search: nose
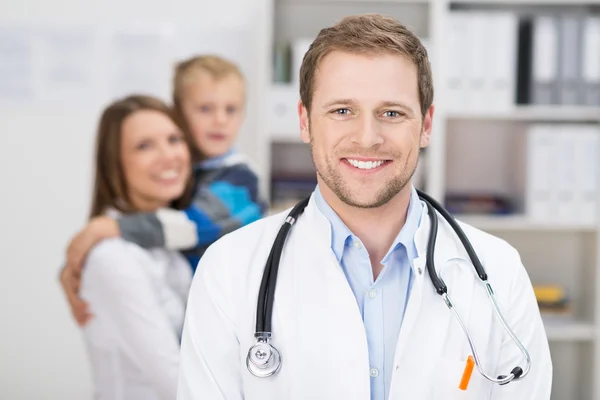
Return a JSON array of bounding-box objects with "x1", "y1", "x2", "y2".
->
[
  {"x1": 157, "y1": 140, "x2": 182, "y2": 163},
  {"x1": 215, "y1": 108, "x2": 228, "y2": 125},
  {"x1": 352, "y1": 114, "x2": 383, "y2": 148}
]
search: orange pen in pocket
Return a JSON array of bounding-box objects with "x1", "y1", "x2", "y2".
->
[{"x1": 459, "y1": 355, "x2": 475, "y2": 391}]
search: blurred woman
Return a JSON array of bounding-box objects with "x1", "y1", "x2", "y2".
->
[{"x1": 79, "y1": 95, "x2": 194, "y2": 400}]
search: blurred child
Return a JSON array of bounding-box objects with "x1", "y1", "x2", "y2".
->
[{"x1": 60, "y1": 55, "x2": 266, "y2": 325}]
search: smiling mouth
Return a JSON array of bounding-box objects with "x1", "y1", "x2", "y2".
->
[
  {"x1": 344, "y1": 158, "x2": 390, "y2": 170},
  {"x1": 208, "y1": 133, "x2": 227, "y2": 140},
  {"x1": 154, "y1": 169, "x2": 181, "y2": 183}
]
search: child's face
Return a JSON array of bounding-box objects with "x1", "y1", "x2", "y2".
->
[{"x1": 180, "y1": 72, "x2": 245, "y2": 159}]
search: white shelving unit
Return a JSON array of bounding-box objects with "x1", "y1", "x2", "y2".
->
[
  {"x1": 448, "y1": 105, "x2": 600, "y2": 122},
  {"x1": 457, "y1": 214, "x2": 598, "y2": 232},
  {"x1": 260, "y1": 1, "x2": 600, "y2": 398}
]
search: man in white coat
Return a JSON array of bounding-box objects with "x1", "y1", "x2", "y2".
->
[{"x1": 177, "y1": 13, "x2": 552, "y2": 400}]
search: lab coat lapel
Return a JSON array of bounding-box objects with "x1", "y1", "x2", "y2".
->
[
  {"x1": 390, "y1": 205, "x2": 467, "y2": 376},
  {"x1": 390, "y1": 204, "x2": 430, "y2": 368},
  {"x1": 271, "y1": 196, "x2": 371, "y2": 399}
]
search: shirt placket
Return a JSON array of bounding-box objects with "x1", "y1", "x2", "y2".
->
[{"x1": 350, "y1": 237, "x2": 386, "y2": 400}]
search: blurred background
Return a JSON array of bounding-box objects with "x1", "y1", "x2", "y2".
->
[{"x1": 1, "y1": 0, "x2": 599, "y2": 399}]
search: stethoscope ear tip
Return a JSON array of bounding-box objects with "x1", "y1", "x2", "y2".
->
[{"x1": 497, "y1": 366, "x2": 524, "y2": 385}]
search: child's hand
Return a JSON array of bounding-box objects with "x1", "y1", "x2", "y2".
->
[
  {"x1": 61, "y1": 216, "x2": 120, "y2": 325},
  {"x1": 65, "y1": 216, "x2": 120, "y2": 273},
  {"x1": 59, "y1": 264, "x2": 91, "y2": 326}
]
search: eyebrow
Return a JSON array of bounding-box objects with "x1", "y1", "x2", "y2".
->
[
  {"x1": 321, "y1": 99, "x2": 415, "y2": 114},
  {"x1": 379, "y1": 101, "x2": 415, "y2": 114},
  {"x1": 321, "y1": 99, "x2": 357, "y2": 109}
]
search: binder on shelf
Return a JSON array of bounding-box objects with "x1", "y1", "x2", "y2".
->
[
  {"x1": 446, "y1": 11, "x2": 518, "y2": 113},
  {"x1": 554, "y1": 126, "x2": 577, "y2": 221},
  {"x1": 525, "y1": 124, "x2": 557, "y2": 221},
  {"x1": 488, "y1": 12, "x2": 518, "y2": 113},
  {"x1": 290, "y1": 38, "x2": 313, "y2": 85},
  {"x1": 464, "y1": 11, "x2": 488, "y2": 113},
  {"x1": 525, "y1": 123, "x2": 599, "y2": 224},
  {"x1": 582, "y1": 16, "x2": 600, "y2": 106},
  {"x1": 516, "y1": 16, "x2": 533, "y2": 105},
  {"x1": 269, "y1": 83, "x2": 300, "y2": 141},
  {"x1": 446, "y1": 12, "x2": 469, "y2": 113},
  {"x1": 531, "y1": 15, "x2": 559, "y2": 106},
  {"x1": 574, "y1": 126, "x2": 600, "y2": 223},
  {"x1": 273, "y1": 43, "x2": 290, "y2": 83},
  {"x1": 557, "y1": 14, "x2": 584, "y2": 106}
]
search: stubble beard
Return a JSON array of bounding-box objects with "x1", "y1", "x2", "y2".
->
[{"x1": 308, "y1": 136, "x2": 418, "y2": 209}]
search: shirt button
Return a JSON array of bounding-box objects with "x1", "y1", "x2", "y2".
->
[
  {"x1": 370, "y1": 367, "x2": 379, "y2": 378},
  {"x1": 368, "y1": 289, "x2": 378, "y2": 299},
  {"x1": 353, "y1": 240, "x2": 362, "y2": 249}
]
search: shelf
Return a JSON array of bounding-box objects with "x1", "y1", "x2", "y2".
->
[
  {"x1": 279, "y1": 0, "x2": 430, "y2": 3},
  {"x1": 447, "y1": 106, "x2": 600, "y2": 123},
  {"x1": 456, "y1": 214, "x2": 597, "y2": 232},
  {"x1": 543, "y1": 318, "x2": 596, "y2": 342},
  {"x1": 270, "y1": 132, "x2": 303, "y2": 143},
  {"x1": 450, "y1": 0, "x2": 600, "y2": 5}
]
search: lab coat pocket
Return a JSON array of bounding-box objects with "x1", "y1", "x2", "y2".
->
[{"x1": 430, "y1": 357, "x2": 485, "y2": 400}]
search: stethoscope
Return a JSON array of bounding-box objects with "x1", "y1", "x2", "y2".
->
[{"x1": 246, "y1": 189, "x2": 532, "y2": 386}]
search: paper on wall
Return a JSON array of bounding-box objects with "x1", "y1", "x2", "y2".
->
[
  {"x1": 106, "y1": 25, "x2": 175, "y2": 102},
  {"x1": 0, "y1": 26, "x2": 36, "y2": 106},
  {"x1": 37, "y1": 26, "x2": 104, "y2": 106}
]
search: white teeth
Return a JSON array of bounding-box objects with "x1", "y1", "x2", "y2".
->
[
  {"x1": 157, "y1": 170, "x2": 179, "y2": 179},
  {"x1": 346, "y1": 159, "x2": 385, "y2": 170}
]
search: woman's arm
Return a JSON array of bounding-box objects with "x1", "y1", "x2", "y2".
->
[{"x1": 81, "y1": 239, "x2": 183, "y2": 400}]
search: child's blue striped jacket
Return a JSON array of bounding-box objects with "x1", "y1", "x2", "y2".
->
[{"x1": 115, "y1": 151, "x2": 266, "y2": 271}]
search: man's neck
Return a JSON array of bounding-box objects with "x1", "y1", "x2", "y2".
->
[{"x1": 319, "y1": 182, "x2": 413, "y2": 276}]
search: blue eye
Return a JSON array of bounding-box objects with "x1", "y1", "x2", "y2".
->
[
  {"x1": 334, "y1": 108, "x2": 350, "y2": 115},
  {"x1": 383, "y1": 110, "x2": 402, "y2": 118}
]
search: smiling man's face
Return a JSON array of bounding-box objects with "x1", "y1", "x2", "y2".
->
[{"x1": 298, "y1": 50, "x2": 433, "y2": 208}]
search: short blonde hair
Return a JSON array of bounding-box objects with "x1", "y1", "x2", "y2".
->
[
  {"x1": 172, "y1": 54, "x2": 245, "y2": 107},
  {"x1": 300, "y1": 14, "x2": 433, "y2": 118},
  {"x1": 171, "y1": 55, "x2": 246, "y2": 162}
]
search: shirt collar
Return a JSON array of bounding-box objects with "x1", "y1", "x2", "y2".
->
[
  {"x1": 194, "y1": 148, "x2": 236, "y2": 171},
  {"x1": 313, "y1": 185, "x2": 353, "y2": 262},
  {"x1": 314, "y1": 184, "x2": 423, "y2": 263}
]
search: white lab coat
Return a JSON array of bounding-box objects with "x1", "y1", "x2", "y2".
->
[
  {"x1": 177, "y1": 195, "x2": 552, "y2": 399},
  {"x1": 81, "y1": 237, "x2": 192, "y2": 400}
]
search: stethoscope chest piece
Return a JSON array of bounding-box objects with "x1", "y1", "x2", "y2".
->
[
  {"x1": 246, "y1": 191, "x2": 531, "y2": 384},
  {"x1": 246, "y1": 333, "x2": 282, "y2": 378}
]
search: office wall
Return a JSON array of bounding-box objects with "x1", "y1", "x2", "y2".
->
[{"x1": 0, "y1": 0, "x2": 271, "y2": 398}]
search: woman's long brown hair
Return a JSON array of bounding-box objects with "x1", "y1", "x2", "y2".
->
[{"x1": 88, "y1": 95, "x2": 195, "y2": 219}]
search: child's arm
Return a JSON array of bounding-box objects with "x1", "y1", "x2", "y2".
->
[
  {"x1": 66, "y1": 163, "x2": 266, "y2": 272},
  {"x1": 119, "y1": 162, "x2": 265, "y2": 250}
]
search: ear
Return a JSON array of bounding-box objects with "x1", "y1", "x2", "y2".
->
[
  {"x1": 419, "y1": 104, "x2": 434, "y2": 149},
  {"x1": 298, "y1": 99, "x2": 310, "y2": 144}
]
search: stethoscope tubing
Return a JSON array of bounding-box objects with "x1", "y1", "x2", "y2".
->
[{"x1": 247, "y1": 191, "x2": 531, "y2": 384}]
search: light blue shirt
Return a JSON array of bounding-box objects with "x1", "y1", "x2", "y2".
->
[
  {"x1": 314, "y1": 185, "x2": 423, "y2": 400},
  {"x1": 194, "y1": 148, "x2": 236, "y2": 170}
]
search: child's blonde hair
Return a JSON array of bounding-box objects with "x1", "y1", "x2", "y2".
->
[
  {"x1": 172, "y1": 54, "x2": 245, "y2": 108},
  {"x1": 171, "y1": 55, "x2": 246, "y2": 162}
]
